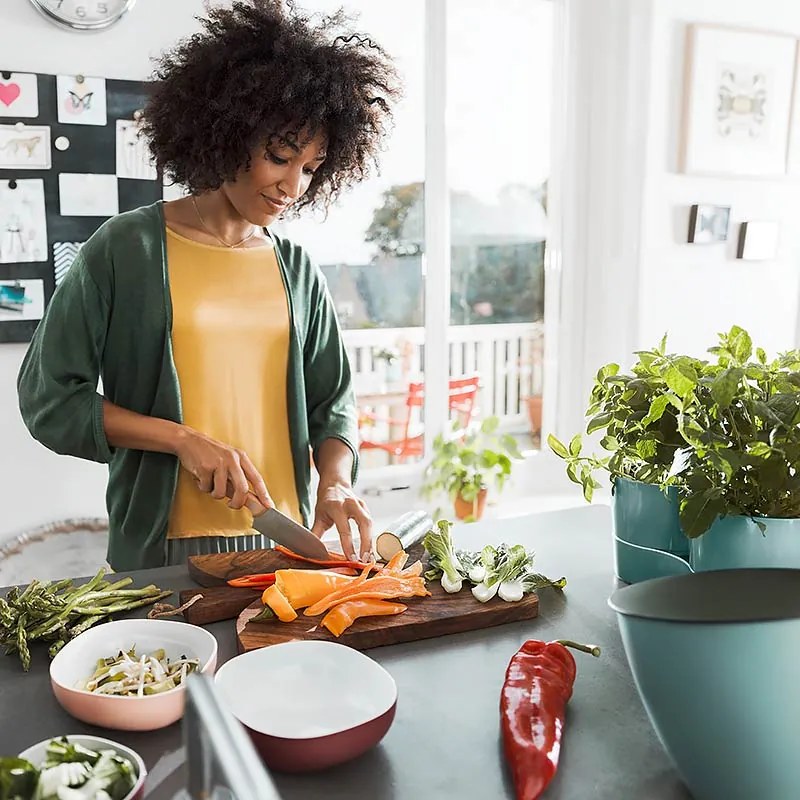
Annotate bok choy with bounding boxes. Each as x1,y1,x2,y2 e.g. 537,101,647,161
423,520,467,593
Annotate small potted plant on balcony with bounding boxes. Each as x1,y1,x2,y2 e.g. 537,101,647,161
421,416,522,522
548,334,698,581
373,346,402,385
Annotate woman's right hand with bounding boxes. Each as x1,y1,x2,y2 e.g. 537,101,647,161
174,427,273,511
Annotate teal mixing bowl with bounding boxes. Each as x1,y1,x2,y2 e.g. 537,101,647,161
610,569,800,800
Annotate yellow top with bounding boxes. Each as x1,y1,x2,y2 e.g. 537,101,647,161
166,227,301,539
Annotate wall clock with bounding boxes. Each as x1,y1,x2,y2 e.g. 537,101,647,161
28,0,136,31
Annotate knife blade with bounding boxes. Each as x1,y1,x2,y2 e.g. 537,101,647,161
250,506,330,561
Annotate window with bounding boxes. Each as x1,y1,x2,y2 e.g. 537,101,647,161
446,0,551,448
276,0,554,469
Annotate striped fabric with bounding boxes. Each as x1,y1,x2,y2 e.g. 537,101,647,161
166,532,272,566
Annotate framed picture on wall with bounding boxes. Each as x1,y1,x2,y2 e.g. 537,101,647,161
786,47,800,176
680,24,797,178
687,204,730,243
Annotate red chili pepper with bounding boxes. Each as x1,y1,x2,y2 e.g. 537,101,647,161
227,573,277,588
501,639,600,800
273,544,378,572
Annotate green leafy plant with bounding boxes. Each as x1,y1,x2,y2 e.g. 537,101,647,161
373,347,400,364
665,327,800,537
548,334,699,500
421,416,522,517
550,325,800,538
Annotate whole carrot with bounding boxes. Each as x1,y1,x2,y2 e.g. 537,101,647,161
500,639,600,799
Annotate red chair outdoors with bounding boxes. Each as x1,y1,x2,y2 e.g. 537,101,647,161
358,374,481,462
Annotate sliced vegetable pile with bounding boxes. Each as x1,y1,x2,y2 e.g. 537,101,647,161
0,571,172,672
251,551,428,637
0,737,136,800
423,520,566,602
77,647,199,697
501,639,600,800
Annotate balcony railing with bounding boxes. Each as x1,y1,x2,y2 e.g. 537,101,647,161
344,321,543,430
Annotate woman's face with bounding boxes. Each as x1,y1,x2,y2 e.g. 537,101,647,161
223,131,327,225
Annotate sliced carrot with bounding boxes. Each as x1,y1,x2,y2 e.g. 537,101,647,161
304,576,429,617
380,551,409,573
274,569,356,609
321,599,407,637
261,585,298,622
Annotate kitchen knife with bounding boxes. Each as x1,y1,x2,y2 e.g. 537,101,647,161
250,506,330,560
228,484,331,560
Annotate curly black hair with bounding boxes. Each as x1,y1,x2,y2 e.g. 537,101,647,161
142,0,400,212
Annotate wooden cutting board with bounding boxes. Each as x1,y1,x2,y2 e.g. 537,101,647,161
178,586,262,626
236,583,539,652
188,547,313,587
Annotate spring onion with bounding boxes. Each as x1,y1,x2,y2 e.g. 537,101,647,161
77,647,199,696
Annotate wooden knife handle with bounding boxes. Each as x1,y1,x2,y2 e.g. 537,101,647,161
225,479,269,517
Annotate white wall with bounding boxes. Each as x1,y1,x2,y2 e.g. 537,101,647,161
553,0,800,443
638,0,800,356
0,0,213,537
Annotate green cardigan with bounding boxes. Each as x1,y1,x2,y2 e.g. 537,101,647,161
17,202,359,570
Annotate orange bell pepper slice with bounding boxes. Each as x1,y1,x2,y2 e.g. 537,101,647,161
304,575,429,617
321,599,407,637
261,584,298,622
273,569,356,609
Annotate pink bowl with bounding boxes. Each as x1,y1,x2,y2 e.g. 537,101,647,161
215,641,397,773
50,619,218,732
18,734,146,800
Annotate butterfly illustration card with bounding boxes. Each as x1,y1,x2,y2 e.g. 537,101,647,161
0,72,39,118
56,75,107,126
0,124,51,170
0,179,48,264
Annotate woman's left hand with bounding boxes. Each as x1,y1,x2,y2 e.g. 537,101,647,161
311,482,373,562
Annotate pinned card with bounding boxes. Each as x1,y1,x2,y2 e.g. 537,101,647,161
0,124,51,169
0,179,47,263
53,241,84,285
116,119,156,180
0,72,38,118
57,74,107,126
59,173,118,216
0,279,44,322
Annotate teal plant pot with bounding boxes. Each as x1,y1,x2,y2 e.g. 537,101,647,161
612,477,689,583
691,515,800,572
610,569,800,800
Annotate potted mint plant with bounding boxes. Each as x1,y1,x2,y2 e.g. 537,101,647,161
664,327,800,571
421,417,522,522
553,325,800,577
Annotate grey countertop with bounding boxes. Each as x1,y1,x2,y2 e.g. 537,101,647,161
0,504,692,799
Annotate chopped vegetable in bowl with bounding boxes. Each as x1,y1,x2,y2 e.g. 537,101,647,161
77,647,200,697
1,737,137,800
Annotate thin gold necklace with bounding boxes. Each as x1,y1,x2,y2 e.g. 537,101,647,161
191,196,258,248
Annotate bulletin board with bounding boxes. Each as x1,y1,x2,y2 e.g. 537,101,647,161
0,69,162,344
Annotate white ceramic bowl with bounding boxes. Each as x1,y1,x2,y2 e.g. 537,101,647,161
50,619,218,731
18,734,146,800
215,641,397,772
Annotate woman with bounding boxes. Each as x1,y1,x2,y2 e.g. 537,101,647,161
17,1,400,570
